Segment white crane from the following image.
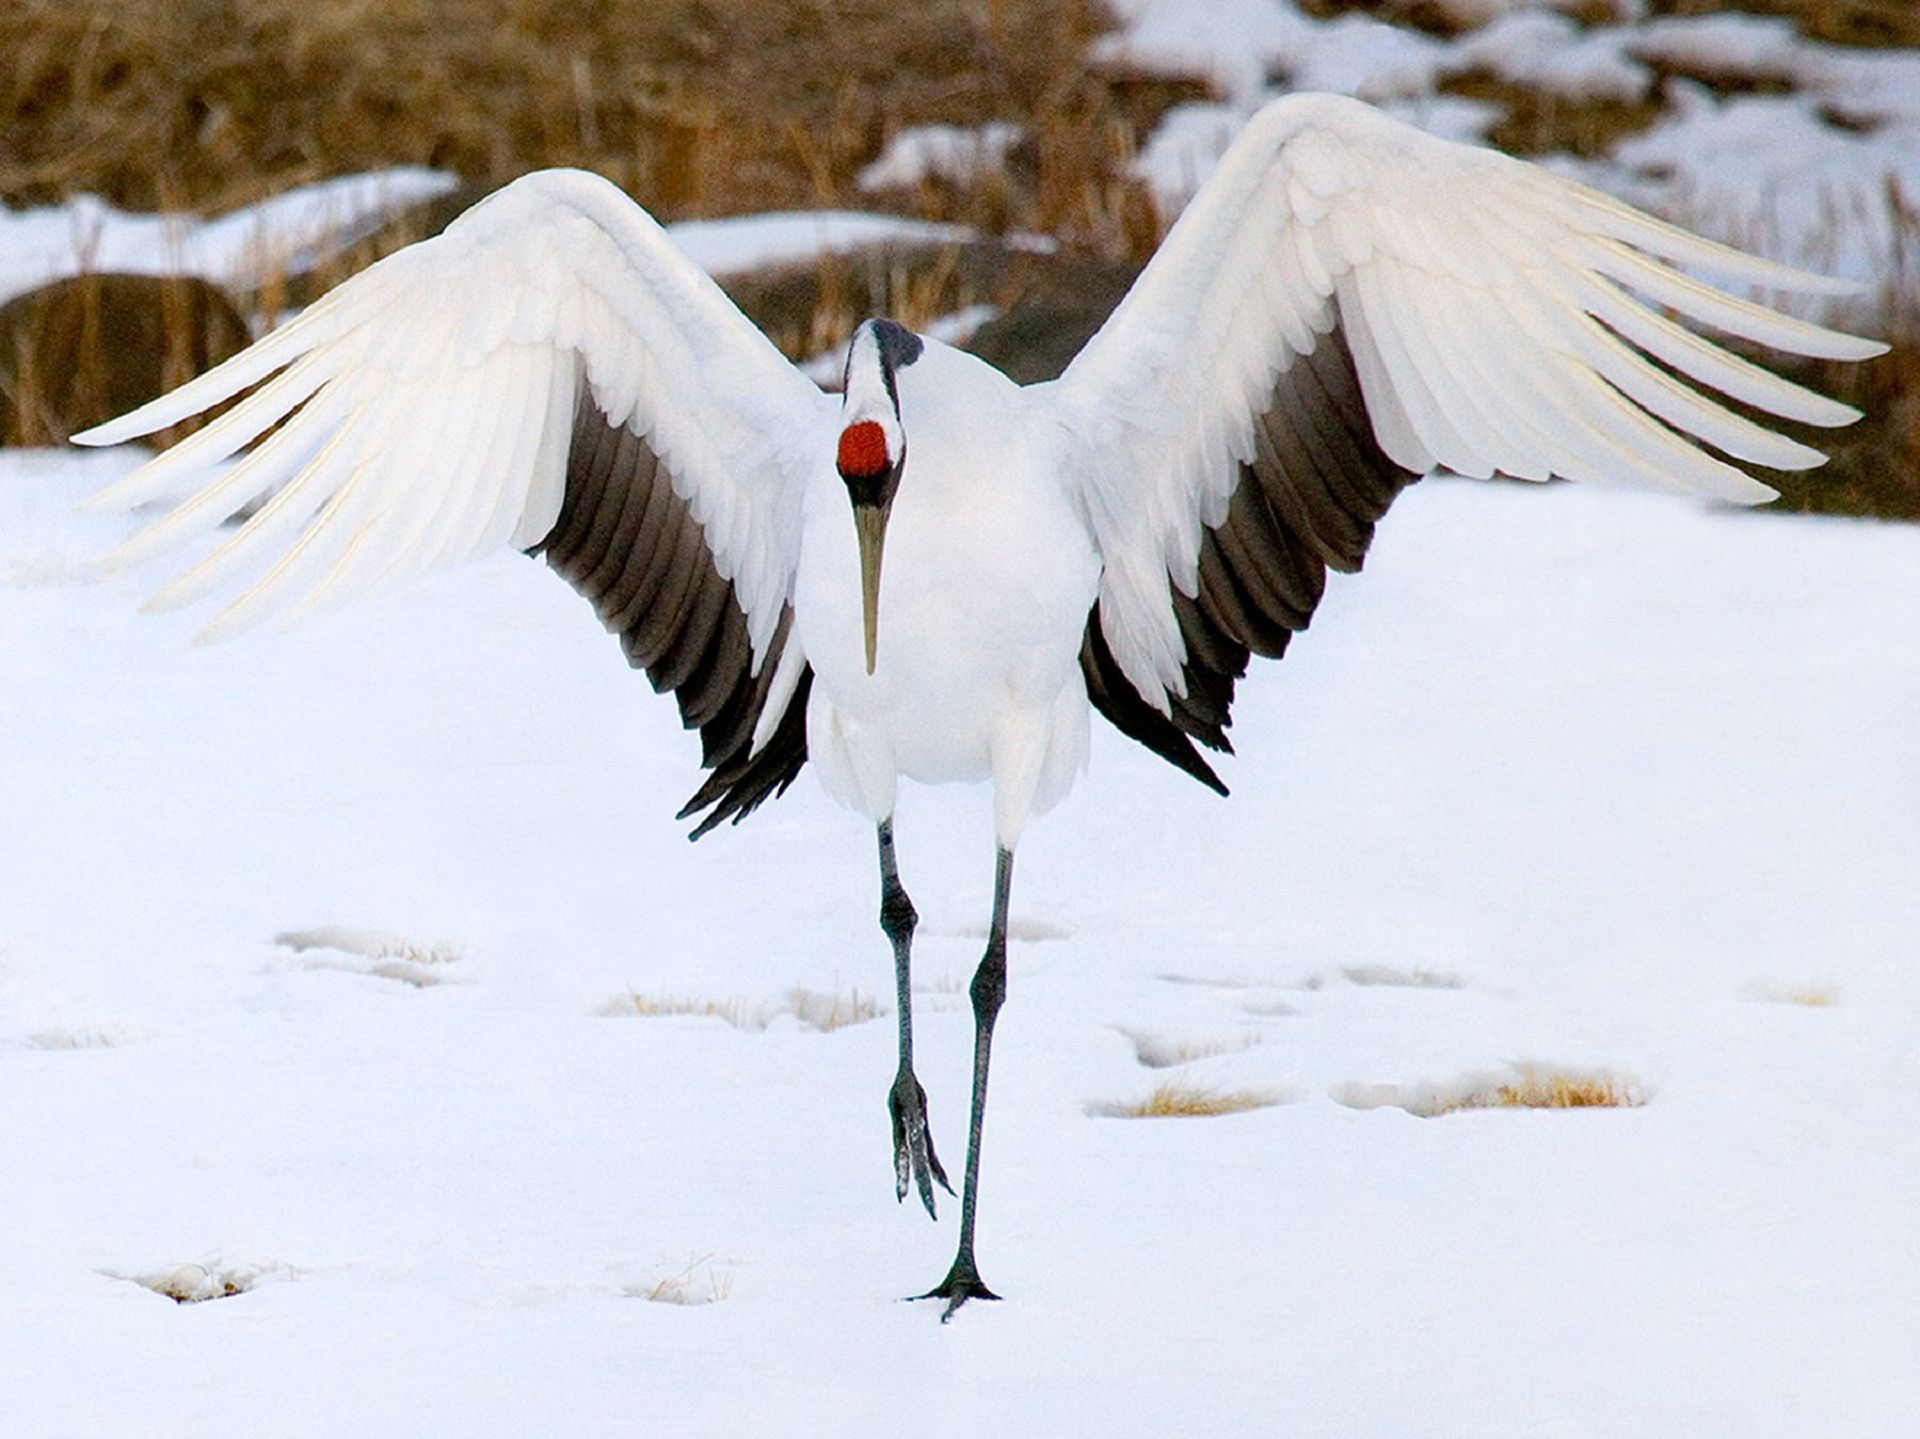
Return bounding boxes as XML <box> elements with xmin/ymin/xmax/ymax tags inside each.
<box><xmin>77</xmin><ymin>93</ymin><xmax>1883</xmax><ymax>1317</ymax></box>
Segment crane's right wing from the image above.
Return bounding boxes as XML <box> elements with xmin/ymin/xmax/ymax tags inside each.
<box><xmin>76</xmin><ymin>168</ymin><xmax>837</xmax><ymax>832</ymax></box>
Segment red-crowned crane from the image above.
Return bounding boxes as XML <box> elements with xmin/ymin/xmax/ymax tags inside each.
<box><xmin>77</xmin><ymin>93</ymin><xmax>1885</xmax><ymax>1317</ymax></box>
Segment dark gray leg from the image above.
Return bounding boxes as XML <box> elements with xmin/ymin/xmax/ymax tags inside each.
<box><xmin>880</xmin><ymin>819</ymin><xmax>951</xmax><ymax>1218</ymax></box>
<box><xmin>916</xmin><ymin>844</ymin><xmax>1013</xmax><ymax>1320</ymax></box>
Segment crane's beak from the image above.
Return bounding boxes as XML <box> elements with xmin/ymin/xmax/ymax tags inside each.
<box><xmin>852</xmin><ymin>500</ymin><xmax>891</xmax><ymax>674</ymax></box>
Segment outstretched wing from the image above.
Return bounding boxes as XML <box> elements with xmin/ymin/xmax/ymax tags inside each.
<box><xmin>76</xmin><ymin>168</ymin><xmax>835</xmax><ymax>831</ymax></box>
<box><xmin>1044</xmin><ymin>92</ymin><xmax>1885</xmax><ymax>787</ymax></box>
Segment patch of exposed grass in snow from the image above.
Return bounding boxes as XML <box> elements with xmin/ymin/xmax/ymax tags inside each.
<box><xmin>1437</xmin><ymin>69</ymin><xmax>1667</xmax><ymax>156</ymax></box>
<box><xmin>113</xmin><ymin>1260</ymin><xmax>289</xmax><ymax>1304</ymax></box>
<box><xmin>784</xmin><ymin>986</ymin><xmax>884</xmax><ymax>1033</ymax></box>
<box><xmin>1749</xmin><ymin>979</ymin><xmax>1841</xmax><ymax>1007</ymax></box>
<box><xmin>275</xmin><ymin>927</ymin><xmax>463</xmax><ymax>987</ymax></box>
<box><xmin>598</xmin><ymin>986</ymin><xmax>885</xmax><ymax>1033</ymax></box>
<box><xmin>1116</xmin><ymin>1027</ymin><xmax>1264</xmax><ymax>1069</ymax></box>
<box><xmin>1301</xmin><ymin>1</ymin><xmax>1640</xmax><ymax>41</ymax></box>
<box><xmin>1644</xmin><ymin>1</ymin><xmax>1920</xmax><ymax>52</ymax></box>
<box><xmin>25</xmin><ymin>1021</ymin><xmax>151</xmax><ymax>1049</ymax></box>
<box><xmin>629</xmin><ymin>1255</ymin><xmax>734</xmax><ymax>1306</ymax></box>
<box><xmin>1088</xmin><ymin>1079</ymin><xmax>1290</xmax><ymax>1119</ymax></box>
<box><xmin>599</xmin><ymin>992</ymin><xmax>761</xmax><ymax>1026</ymax></box>
<box><xmin>1335</xmin><ymin>1064</ymin><xmax>1648</xmax><ymax>1116</ymax></box>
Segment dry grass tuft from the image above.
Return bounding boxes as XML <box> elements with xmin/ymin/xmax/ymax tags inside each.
<box><xmin>1749</xmin><ymin>979</ymin><xmax>1841</xmax><ymax>1007</ymax></box>
<box><xmin>274</xmin><ymin>927</ymin><xmax>462</xmax><ymax>968</ymax></box>
<box><xmin>784</xmin><ymin>986</ymin><xmax>883</xmax><ymax>1033</ymax></box>
<box><xmin>597</xmin><ymin>991</ymin><xmax>760</xmax><ymax>1028</ymax></box>
<box><xmin>25</xmin><ymin>1022</ymin><xmax>149</xmax><ymax>1049</ymax></box>
<box><xmin>633</xmin><ymin>1254</ymin><xmax>734</xmax><ymax>1306</ymax></box>
<box><xmin>598</xmin><ymin>986</ymin><xmax>884</xmax><ymax>1033</ymax></box>
<box><xmin>274</xmin><ymin>927</ymin><xmax>462</xmax><ymax>987</ymax></box>
<box><xmin>117</xmin><ymin>1260</ymin><xmax>278</xmax><ymax>1304</ymax></box>
<box><xmin>1089</xmin><ymin>1078</ymin><xmax>1288</xmax><ymax>1119</ymax></box>
<box><xmin>1436</xmin><ymin>71</ymin><xmax>1668</xmax><ymax>158</ymax></box>
<box><xmin>1432</xmin><ymin>1069</ymin><xmax>1644</xmax><ymax>1114</ymax></box>
<box><xmin>1336</xmin><ymin>1064</ymin><xmax>1647</xmax><ymax>1117</ymax></box>
<box><xmin>0</xmin><ymin>271</ymin><xmax>250</xmax><ymax>446</ymax></box>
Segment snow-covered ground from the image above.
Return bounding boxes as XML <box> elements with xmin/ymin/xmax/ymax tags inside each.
<box><xmin>0</xmin><ymin>178</ymin><xmax>1018</xmax><ymax>313</ymax></box>
<box><xmin>5</xmin><ymin>447</ymin><xmax>1917</xmax><ymax>1436</ymax></box>
<box><xmin>0</xmin><ymin>170</ymin><xmax>460</xmax><ymax>309</ymax></box>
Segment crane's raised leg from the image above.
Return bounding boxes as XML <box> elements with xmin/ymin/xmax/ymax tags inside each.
<box><xmin>915</xmin><ymin>843</ymin><xmax>1013</xmax><ymax>1319</ymax></box>
<box><xmin>880</xmin><ymin>819</ymin><xmax>951</xmax><ymax>1217</ymax></box>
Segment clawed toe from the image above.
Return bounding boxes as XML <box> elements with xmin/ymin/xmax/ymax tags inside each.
<box><xmin>912</xmin><ymin>1263</ymin><xmax>999</xmax><ymax>1322</ymax></box>
<box><xmin>889</xmin><ymin>1070</ymin><xmax>952</xmax><ymax>1217</ymax></box>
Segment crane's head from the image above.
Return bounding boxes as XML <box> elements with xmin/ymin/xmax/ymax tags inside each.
<box><xmin>838</xmin><ymin>318</ymin><xmax>920</xmax><ymax>674</ymax></box>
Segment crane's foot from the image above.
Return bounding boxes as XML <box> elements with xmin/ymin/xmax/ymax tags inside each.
<box><xmin>889</xmin><ymin>1068</ymin><xmax>952</xmax><ymax>1218</ymax></box>
<box><xmin>912</xmin><ymin>1261</ymin><xmax>1000</xmax><ymax>1322</ymax></box>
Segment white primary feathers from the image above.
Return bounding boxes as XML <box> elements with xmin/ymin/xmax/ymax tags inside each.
<box><xmin>74</xmin><ymin>92</ymin><xmax>1885</xmax><ymax>1316</ymax></box>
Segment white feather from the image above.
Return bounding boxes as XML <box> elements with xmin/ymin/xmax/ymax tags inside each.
<box><xmin>78</xmin><ymin>167</ymin><xmax>832</xmax><ymax>671</ymax></box>
<box><xmin>1045</xmin><ymin>92</ymin><xmax>1885</xmax><ymax>713</ymax></box>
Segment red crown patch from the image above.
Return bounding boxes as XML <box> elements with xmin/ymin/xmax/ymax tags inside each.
<box><xmin>837</xmin><ymin>421</ymin><xmax>890</xmax><ymax>478</ymax></box>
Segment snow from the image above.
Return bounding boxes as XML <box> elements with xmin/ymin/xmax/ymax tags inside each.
<box><xmin>1106</xmin><ymin>0</ymin><xmax>1920</xmax><ymax>294</ymax></box>
<box><xmin>1628</xmin><ymin>13</ymin><xmax>1808</xmax><ymax>83</ymax></box>
<box><xmin>1629</xmin><ymin>16</ymin><xmax>1920</xmax><ymax>129</ymax></box>
<box><xmin>6</xmin><ymin>444</ymin><xmax>1918</xmax><ymax>1435</ymax></box>
<box><xmin>1591</xmin><ymin>87</ymin><xmax>1920</xmax><ymax>287</ymax></box>
<box><xmin>0</xmin><ymin>169</ymin><xmax>459</xmax><ymax>307</ymax></box>
<box><xmin>658</xmin><ymin>211</ymin><xmax>1006</xmax><ymax>279</ymax></box>
<box><xmin>1</xmin><ymin>180</ymin><xmax>1028</xmax><ymax>318</ymax></box>
<box><xmin>1096</xmin><ymin>0</ymin><xmax>1317</xmax><ymax>107</ymax></box>
<box><xmin>1451</xmin><ymin>10</ymin><xmax>1651</xmax><ymax>103</ymax></box>
<box><xmin>1131</xmin><ymin>101</ymin><xmax>1256</xmax><ymax>214</ymax></box>
<box><xmin>858</xmin><ymin>123</ymin><xmax>1024</xmax><ymax>193</ymax></box>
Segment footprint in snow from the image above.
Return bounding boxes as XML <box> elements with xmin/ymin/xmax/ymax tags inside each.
<box><xmin>24</xmin><ymin>1020</ymin><xmax>153</xmax><ymax>1049</ymax></box>
<box><xmin>1115</xmin><ymin>1026</ymin><xmax>1264</xmax><ymax>1070</ymax></box>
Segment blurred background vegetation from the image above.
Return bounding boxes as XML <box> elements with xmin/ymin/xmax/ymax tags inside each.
<box><xmin>0</xmin><ymin>0</ymin><xmax>1913</xmax><ymax>515</ymax></box>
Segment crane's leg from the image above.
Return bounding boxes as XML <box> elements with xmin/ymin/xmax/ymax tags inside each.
<box><xmin>880</xmin><ymin>818</ymin><xmax>951</xmax><ymax>1218</ymax></box>
<box><xmin>915</xmin><ymin>843</ymin><xmax>1013</xmax><ymax>1319</ymax></box>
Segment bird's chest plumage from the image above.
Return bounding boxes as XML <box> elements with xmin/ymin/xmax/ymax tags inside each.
<box><xmin>795</xmin><ymin>414</ymin><xmax>1098</xmax><ymax>791</ymax></box>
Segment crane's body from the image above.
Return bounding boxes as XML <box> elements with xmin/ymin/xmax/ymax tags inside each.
<box><xmin>798</xmin><ymin>339</ymin><xmax>1098</xmax><ymax>845</ymax></box>
<box><xmin>74</xmin><ymin>93</ymin><xmax>1886</xmax><ymax>1317</ymax></box>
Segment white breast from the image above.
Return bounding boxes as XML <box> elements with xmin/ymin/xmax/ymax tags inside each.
<box><xmin>794</xmin><ymin>341</ymin><xmax>1100</xmax><ymax>842</ymax></box>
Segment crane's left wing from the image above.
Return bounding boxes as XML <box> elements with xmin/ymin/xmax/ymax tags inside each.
<box><xmin>1042</xmin><ymin>92</ymin><xmax>1885</xmax><ymax>789</ymax></box>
